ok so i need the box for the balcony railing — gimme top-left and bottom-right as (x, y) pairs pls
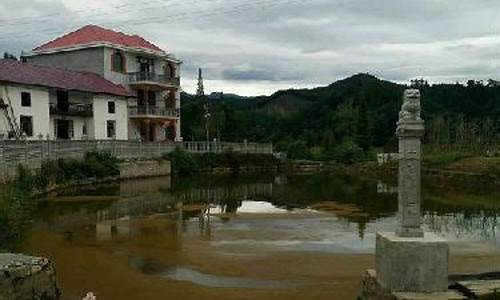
(129, 106), (180, 118)
(127, 72), (180, 87)
(50, 103), (93, 117)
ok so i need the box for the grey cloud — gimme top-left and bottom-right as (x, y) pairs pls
(0, 0), (499, 96)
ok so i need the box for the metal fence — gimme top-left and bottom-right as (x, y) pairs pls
(0, 140), (274, 172)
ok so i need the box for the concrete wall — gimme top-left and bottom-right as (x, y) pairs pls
(92, 95), (128, 140)
(0, 84), (51, 139)
(25, 47), (105, 76)
(119, 159), (171, 179)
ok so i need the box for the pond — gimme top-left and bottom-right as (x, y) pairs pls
(11, 173), (500, 300)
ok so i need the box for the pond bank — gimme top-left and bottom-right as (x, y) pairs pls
(282, 158), (500, 185)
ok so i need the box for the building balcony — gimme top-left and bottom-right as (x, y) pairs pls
(129, 105), (180, 119)
(127, 72), (180, 89)
(50, 103), (93, 117)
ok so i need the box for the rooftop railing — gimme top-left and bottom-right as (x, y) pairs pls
(127, 72), (180, 87)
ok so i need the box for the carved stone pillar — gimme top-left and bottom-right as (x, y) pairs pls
(395, 93), (425, 237)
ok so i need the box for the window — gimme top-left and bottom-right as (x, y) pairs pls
(148, 91), (156, 106)
(107, 120), (116, 138)
(108, 101), (116, 114)
(56, 90), (69, 111)
(112, 51), (125, 73)
(20, 115), (33, 137)
(82, 123), (87, 136)
(21, 92), (31, 107)
(137, 89), (145, 106)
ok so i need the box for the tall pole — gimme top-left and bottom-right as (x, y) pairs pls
(395, 89), (425, 238)
(204, 102), (210, 152)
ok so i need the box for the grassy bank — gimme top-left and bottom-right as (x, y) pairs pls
(0, 151), (120, 250)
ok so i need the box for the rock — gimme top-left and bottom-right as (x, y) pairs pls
(0, 253), (60, 300)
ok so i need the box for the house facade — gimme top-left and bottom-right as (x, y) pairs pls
(22, 25), (182, 142)
(0, 59), (130, 140)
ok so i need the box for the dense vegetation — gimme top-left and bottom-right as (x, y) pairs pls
(165, 148), (279, 176)
(0, 151), (119, 250)
(182, 74), (500, 161)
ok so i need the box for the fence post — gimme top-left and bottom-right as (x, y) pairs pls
(139, 139), (143, 157)
(24, 138), (28, 165)
(0, 138), (4, 167)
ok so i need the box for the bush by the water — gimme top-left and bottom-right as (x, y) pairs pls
(0, 151), (119, 250)
(165, 148), (279, 175)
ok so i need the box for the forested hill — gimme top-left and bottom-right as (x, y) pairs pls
(181, 74), (500, 160)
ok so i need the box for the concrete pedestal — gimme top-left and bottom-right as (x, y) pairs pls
(375, 232), (449, 292)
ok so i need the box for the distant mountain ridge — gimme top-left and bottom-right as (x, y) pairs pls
(181, 73), (500, 159)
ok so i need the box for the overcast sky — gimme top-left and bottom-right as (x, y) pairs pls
(0, 0), (498, 96)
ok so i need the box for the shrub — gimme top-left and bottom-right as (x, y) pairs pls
(309, 146), (327, 161)
(334, 140), (365, 164)
(287, 141), (311, 160)
(168, 148), (199, 176)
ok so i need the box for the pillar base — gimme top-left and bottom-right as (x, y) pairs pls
(396, 227), (424, 238)
(375, 232), (449, 292)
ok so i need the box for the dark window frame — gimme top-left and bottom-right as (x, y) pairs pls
(20, 115), (33, 137)
(112, 51), (126, 73)
(21, 92), (31, 107)
(108, 101), (116, 114)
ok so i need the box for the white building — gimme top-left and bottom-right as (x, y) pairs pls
(22, 25), (182, 142)
(0, 59), (131, 140)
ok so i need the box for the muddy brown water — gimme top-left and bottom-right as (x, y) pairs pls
(12, 174), (500, 300)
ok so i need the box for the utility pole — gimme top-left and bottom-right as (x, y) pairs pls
(197, 68), (210, 151)
(196, 68), (204, 97)
(204, 102), (210, 151)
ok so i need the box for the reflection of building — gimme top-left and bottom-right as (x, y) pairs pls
(377, 181), (398, 194)
(23, 25), (182, 142)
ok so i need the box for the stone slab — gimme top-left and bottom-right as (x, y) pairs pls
(456, 280), (500, 299)
(359, 270), (467, 300)
(376, 232), (449, 292)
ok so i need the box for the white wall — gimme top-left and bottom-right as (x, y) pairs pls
(0, 84), (50, 140)
(93, 95), (128, 140)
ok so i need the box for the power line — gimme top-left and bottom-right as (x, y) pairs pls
(0, 0), (222, 27)
(0, 0), (308, 41)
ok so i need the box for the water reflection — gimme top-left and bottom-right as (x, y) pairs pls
(31, 174), (500, 252)
(11, 173), (500, 300)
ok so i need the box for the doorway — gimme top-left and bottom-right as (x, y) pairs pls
(56, 119), (72, 139)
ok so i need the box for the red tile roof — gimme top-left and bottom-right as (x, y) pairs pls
(34, 25), (164, 53)
(0, 59), (132, 97)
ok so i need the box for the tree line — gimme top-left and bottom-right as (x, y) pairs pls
(181, 74), (500, 161)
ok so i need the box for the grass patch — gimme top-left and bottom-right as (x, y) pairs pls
(424, 152), (469, 167)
